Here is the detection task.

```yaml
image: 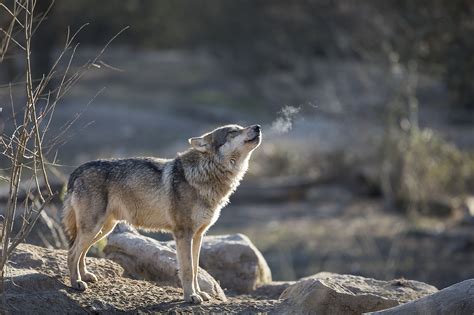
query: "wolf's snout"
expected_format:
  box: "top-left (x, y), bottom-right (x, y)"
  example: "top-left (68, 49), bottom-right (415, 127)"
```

top-left (244, 124), bottom-right (262, 144)
top-left (247, 124), bottom-right (261, 133)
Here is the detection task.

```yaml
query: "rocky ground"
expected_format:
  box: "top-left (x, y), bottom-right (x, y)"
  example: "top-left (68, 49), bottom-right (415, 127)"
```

top-left (4, 239), bottom-right (472, 314)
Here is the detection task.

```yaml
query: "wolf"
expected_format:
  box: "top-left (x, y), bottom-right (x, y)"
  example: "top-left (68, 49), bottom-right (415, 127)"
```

top-left (62, 124), bottom-right (261, 304)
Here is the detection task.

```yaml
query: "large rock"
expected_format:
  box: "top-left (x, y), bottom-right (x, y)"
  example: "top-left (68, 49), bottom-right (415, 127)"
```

top-left (105, 224), bottom-right (272, 294)
top-left (198, 234), bottom-right (272, 293)
top-left (368, 279), bottom-right (474, 315)
top-left (278, 272), bottom-right (438, 315)
top-left (104, 224), bottom-right (226, 301)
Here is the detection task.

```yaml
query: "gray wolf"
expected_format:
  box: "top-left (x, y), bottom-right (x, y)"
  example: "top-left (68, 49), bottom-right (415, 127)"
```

top-left (62, 124), bottom-right (261, 304)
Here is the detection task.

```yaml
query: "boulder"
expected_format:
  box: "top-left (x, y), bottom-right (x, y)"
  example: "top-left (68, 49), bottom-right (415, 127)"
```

top-left (278, 272), bottom-right (438, 315)
top-left (367, 279), bottom-right (474, 315)
top-left (106, 224), bottom-right (272, 294)
top-left (198, 234), bottom-right (272, 293)
top-left (104, 224), bottom-right (226, 301)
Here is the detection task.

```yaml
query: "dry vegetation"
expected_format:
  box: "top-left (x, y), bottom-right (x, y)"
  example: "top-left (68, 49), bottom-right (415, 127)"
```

top-left (0, 0), bottom-right (126, 294)
top-left (0, 0), bottom-right (57, 285)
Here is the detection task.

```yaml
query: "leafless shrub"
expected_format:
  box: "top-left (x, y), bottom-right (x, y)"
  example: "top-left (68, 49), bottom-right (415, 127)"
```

top-left (0, 0), bottom-right (128, 296)
top-left (0, 0), bottom-right (57, 283)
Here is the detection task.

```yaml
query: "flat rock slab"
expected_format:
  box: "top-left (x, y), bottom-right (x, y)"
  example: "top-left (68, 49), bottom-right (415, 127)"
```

top-left (368, 279), bottom-right (474, 315)
top-left (278, 272), bottom-right (438, 315)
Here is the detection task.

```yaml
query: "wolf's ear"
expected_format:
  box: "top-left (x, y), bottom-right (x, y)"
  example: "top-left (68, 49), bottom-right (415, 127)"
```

top-left (188, 136), bottom-right (209, 152)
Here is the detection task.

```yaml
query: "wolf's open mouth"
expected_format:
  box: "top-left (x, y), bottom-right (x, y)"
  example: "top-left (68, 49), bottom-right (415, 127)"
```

top-left (245, 134), bottom-right (260, 143)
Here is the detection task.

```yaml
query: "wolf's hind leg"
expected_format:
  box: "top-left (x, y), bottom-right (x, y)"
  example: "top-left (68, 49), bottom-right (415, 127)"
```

top-left (69, 226), bottom-right (101, 291)
top-left (68, 238), bottom-right (87, 291)
top-left (71, 228), bottom-right (101, 290)
top-left (78, 217), bottom-right (116, 283)
top-left (67, 201), bottom-right (106, 291)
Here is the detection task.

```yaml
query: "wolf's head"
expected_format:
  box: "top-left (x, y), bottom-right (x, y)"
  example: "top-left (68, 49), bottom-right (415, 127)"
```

top-left (188, 124), bottom-right (261, 165)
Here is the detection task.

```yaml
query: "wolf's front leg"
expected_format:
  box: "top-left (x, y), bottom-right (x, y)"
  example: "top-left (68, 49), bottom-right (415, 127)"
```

top-left (192, 230), bottom-right (211, 301)
top-left (175, 232), bottom-right (203, 304)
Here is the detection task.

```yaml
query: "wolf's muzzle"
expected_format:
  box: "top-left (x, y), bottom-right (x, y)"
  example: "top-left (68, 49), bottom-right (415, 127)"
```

top-left (245, 124), bottom-right (261, 143)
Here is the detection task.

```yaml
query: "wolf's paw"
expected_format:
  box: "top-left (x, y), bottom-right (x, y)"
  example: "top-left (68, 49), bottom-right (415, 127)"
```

top-left (185, 293), bottom-right (204, 304)
top-left (197, 291), bottom-right (211, 301)
top-left (72, 280), bottom-right (88, 291)
top-left (82, 272), bottom-right (98, 283)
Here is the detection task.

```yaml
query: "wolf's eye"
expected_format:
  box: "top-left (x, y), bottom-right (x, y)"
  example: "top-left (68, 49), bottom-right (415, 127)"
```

top-left (228, 130), bottom-right (239, 137)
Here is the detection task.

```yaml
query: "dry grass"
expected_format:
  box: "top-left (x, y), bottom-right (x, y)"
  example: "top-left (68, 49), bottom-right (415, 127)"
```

top-left (382, 123), bottom-right (474, 216)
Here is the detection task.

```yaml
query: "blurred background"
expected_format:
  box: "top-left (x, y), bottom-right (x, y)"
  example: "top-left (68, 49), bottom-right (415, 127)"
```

top-left (1, 1), bottom-right (473, 289)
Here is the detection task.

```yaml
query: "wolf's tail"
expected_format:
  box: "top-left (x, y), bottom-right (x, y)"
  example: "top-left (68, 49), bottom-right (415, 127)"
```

top-left (62, 196), bottom-right (77, 248)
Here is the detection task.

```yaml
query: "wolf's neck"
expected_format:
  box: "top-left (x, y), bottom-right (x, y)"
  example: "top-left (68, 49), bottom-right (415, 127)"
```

top-left (178, 149), bottom-right (248, 206)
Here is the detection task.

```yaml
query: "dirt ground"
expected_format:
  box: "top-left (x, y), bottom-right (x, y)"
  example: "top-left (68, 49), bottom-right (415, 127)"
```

top-left (2, 244), bottom-right (281, 314)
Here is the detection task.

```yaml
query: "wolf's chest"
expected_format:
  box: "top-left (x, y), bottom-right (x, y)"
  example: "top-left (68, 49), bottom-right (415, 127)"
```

top-left (192, 203), bottom-right (225, 228)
